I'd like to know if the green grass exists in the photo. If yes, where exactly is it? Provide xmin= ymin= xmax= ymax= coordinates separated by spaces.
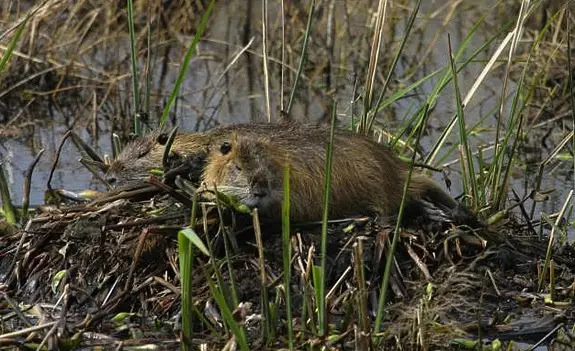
xmin=0 ymin=10 xmax=30 ymax=225
xmin=285 ymin=0 xmax=315 ymax=117
xmin=159 ymin=0 xmax=216 ymax=127
xmin=317 ymin=100 xmax=337 ymax=337
xmin=281 ymin=165 xmax=294 ymax=349
xmin=374 ymin=103 xmax=430 ymax=336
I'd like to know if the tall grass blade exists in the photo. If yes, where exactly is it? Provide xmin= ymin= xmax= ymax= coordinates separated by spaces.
xmin=126 ymin=0 xmax=141 ymax=134
xmin=178 ymin=190 xmax=204 ymax=350
xmin=285 ymin=0 xmax=315 ymax=116
xmin=144 ymin=7 xmax=152 ymax=119
xmin=261 ymin=0 xmax=271 ymax=122
xmin=281 ymin=166 xmax=294 ymax=349
xmin=317 ymin=100 xmax=337 ymax=336
xmin=204 ymin=267 xmax=249 ymax=350
xmin=492 ymin=51 xmax=531 ymax=211
xmin=360 ymin=0 xmax=387 ymax=134
xmin=491 ymin=0 xmax=529 ymax=200
xmin=425 ymin=18 xmax=513 ymax=165
xmin=253 ymin=209 xmax=273 ymax=344
xmin=374 ymin=103 xmax=430 ymax=333
xmin=280 ymin=0 xmax=286 ymax=112
xmin=367 ymin=0 xmax=421 ymax=134
xmin=447 ymin=34 xmax=477 ymax=208
xmin=159 ymin=0 xmax=216 ymax=127
xmin=529 ymin=131 xmax=574 ymax=219
xmin=0 ymin=162 xmax=17 ymax=224
xmin=538 ymin=190 xmax=574 ymax=291
xmin=178 ymin=229 xmax=195 ymax=350
xmin=567 ymin=10 xmax=575 ymax=190
xmin=0 ymin=13 xmax=28 ymax=74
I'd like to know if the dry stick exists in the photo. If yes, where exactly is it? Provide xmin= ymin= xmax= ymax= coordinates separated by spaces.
xmin=526 ymin=323 xmax=565 ymax=351
xmin=21 ymin=148 xmax=45 ymax=221
xmin=0 ymin=0 xmax=51 ymax=41
xmin=1 ymin=292 xmax=33 ymax=328
xmin=70 ymin=131 xmax=105 ymax=164
xmin=214 ymin=37 xmax=255 ymax=87
xmin=5 ymin=219 xmax=34 ymax=287
xmin=148 ymin=178 xmax=194 ymax=207
xmin=161 ymin=126 xmax=179 ymax=169
xmin=104 ymin=214 xmax=186 ymax=231
xmin=46 ymin=131 xmax=72 ymax=191
xmin=0 ymin=322 xmax=57 ymax=340
xmin=37 ymin=284 xmax=70 ymax=350
xmin=252 ymin=209 xmax=272 ymax=342
xmin=124 ymin=228 xmax=151 ymax=292
xmin=353 ymin=240 xmax=370 ymax=350
xmin=87 ymin=183 xmax=159 ymax=206
xmin=510 ymin=189 xmax=537 ymax=235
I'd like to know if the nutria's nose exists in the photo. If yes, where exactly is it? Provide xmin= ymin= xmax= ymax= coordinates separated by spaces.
xmin=106 ymin=176 xmax=117 ymax=185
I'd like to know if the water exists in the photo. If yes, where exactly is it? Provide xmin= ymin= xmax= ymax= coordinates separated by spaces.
xmin=0 ymin=0 xmax=572 ymax=238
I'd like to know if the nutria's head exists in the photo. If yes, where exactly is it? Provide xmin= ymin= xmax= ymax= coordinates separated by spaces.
xmin=104 ymin=130 xmax=167 ymax=186
xmin=105 ymin=129 xmax=212 ymax=187
xmin=202 ymin=135 xmax=284 ymax=215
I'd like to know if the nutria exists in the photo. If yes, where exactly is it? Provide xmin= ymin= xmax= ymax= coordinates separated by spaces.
xmin=104 ymin=128 xmax=211 ymax=186
xmin=201 ymin=124 xmax=464 ymax=224
xmin=105 ymin=123 xmax=289 ymax=186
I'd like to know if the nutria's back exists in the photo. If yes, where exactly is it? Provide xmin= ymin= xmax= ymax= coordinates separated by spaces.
xmin=202 ymin=125 xmax=459 ymax=222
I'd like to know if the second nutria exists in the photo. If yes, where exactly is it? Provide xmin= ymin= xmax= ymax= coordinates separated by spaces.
xmin=105 ymin=123 xmax=292 ymax=186
xmin=201 ymin=124 xmax=463 ymax=224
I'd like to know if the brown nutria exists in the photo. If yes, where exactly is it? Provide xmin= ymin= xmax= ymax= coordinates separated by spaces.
xmin=201 ymin=124 xmax=464 ymax=224
xmin=104 ymin=128 xmax=211 ymax=186
xmin=104 ymin=123 xmax=290 ymax=186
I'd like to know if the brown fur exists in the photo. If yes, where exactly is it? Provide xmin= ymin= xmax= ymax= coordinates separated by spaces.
xmin=202 ymin=124 xmax=459 ymax=222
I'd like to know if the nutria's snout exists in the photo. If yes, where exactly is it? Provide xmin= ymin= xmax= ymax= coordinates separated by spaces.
xmin=249 ymin=170 xmax=272 ymax=203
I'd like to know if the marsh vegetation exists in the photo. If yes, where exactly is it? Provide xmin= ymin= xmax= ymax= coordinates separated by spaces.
xmin=0 ymin=0 xmax=574 ymax=349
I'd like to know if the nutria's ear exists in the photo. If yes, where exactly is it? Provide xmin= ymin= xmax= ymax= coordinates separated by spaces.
xmin=220 ymin=141 xmax=232 ymax=155
xmin=157 ymin=133 xmax=169 ymax=145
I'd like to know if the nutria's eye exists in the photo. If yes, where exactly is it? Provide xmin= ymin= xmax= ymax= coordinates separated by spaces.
xmin=157 ymin=133 xmax=169 ymax=145
xmin=235 ymin=164 xmax=242 ymax=172
xmin=220 ymin=141 xmax=232 ymax=155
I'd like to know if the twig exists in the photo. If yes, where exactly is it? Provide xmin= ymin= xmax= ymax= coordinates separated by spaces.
xmin=47 ymin=131 xmax=72 ymax=191
xmin=21 ymin=149 xmax=45 ymax=221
